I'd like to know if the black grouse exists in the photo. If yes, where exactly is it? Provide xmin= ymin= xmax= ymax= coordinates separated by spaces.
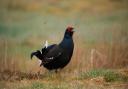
xmin=31 ymin=26 xmax=74 ymax=71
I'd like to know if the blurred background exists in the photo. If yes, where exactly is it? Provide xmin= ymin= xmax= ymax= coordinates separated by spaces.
xmin=0 ymin=0 xmax=128 ymax=74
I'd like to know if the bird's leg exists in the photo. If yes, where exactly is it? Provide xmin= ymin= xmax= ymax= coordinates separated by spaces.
xmin=55 ymin=69 xmax=58 ymax=73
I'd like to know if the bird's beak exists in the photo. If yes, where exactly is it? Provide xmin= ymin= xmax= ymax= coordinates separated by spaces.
xmin=72 ymin=28 xmax=75 ymax=32
xmin=31 ymin=52 xmax=37 ymax=59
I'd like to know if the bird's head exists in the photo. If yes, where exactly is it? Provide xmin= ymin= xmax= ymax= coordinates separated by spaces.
xmin=65 ymin=26 xmax=74 ymax=37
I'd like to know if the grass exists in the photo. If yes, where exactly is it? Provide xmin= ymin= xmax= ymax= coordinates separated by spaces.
xmin=0 ymin=69 xmax=128 ymax=89
xmin=78 ymin=69 xmax=128 ymax=82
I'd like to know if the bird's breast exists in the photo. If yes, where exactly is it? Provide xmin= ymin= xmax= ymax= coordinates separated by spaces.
xmin=60 ymin=38 xmax=74 ymax=49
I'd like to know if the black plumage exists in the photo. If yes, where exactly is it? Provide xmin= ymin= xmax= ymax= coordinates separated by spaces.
xmin=31 ymin=26 xmax=74 ymax=71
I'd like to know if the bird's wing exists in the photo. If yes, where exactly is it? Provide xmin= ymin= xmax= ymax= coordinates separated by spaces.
xmin=43 ymin=45 xmax=63 ymax=64
xmin=46 ymin=44 xmax=57 ymax=50
xmin=41 ymin=44 xmax=56 ymax=54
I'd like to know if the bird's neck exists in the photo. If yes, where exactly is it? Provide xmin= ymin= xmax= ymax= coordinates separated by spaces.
xmin=59 ymin=36 xmax=74 ymax=49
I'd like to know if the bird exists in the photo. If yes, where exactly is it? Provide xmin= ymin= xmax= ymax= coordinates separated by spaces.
xmin=31 ymin=26 xmax=75 ymax=72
